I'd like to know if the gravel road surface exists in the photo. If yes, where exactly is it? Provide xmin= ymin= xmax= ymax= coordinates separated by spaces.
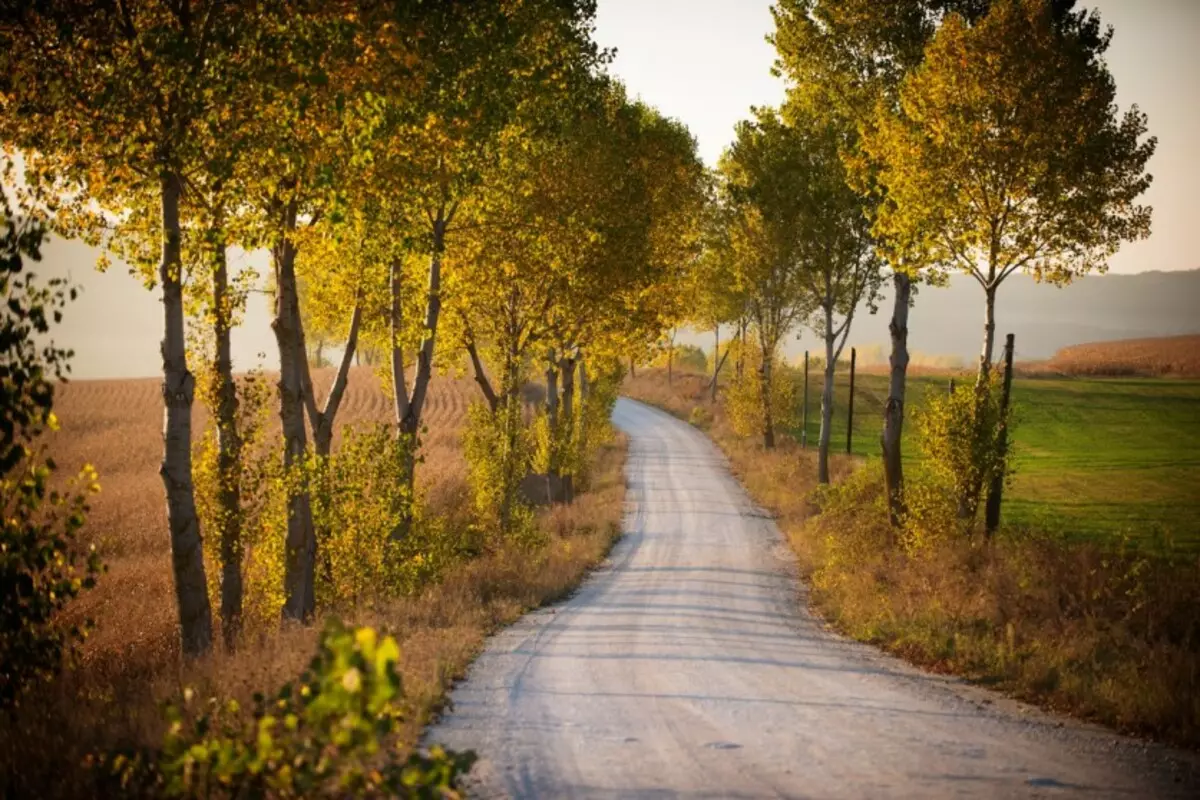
xmin=426 ymin=397 xmax=1198 ymax=798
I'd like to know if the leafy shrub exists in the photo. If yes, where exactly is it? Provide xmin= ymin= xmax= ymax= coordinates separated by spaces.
xmin=464 ymin=399 xmax=538 ymax=544
xmin=313 ymin=425 xmax=462 ymax=604
xmin=101 ymin=619 xmax=475 ymax=797
xmin=724 ymin=345 xmax=795 ymax=441
xmin=0 ymin=186 xmax=101 ymax=708
xmin=193 ymin=369 xmax=280 ymax=632
xmin=570 ymin=360 xmax=620 ymax=492
xmin=912 ymin=379 xmax=1012 ymax=530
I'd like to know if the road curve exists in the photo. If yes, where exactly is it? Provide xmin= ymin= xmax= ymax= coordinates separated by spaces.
xmin=426 ymin=397 xmax=1198 ymax=798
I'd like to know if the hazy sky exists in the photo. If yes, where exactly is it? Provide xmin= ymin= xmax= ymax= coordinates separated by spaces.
xmin=593 ymin=0 xmax=1200 ymax=275
xmin=39 ymin=0 xmax=1200 ymax=378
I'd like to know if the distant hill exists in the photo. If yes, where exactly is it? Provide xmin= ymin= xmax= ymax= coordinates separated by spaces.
xmin=685 ymin=269 xmax=1200 ymax=367
xmin=36 ymin=232 xmax=1200 ymax=377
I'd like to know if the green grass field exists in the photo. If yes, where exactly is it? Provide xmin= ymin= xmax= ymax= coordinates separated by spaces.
xmin=789 ymin=369 xmax=1200 ymax=551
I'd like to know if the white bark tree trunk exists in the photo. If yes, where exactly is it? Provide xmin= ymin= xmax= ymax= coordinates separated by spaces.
xmin=159 ymin=170 xmax=213 ymax=656
xmin=977 ymin=284 xmax=998 ymax=389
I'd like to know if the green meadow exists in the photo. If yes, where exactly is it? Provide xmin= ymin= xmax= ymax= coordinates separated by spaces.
xmin=790 ymin=370 xmax=1200 ymax=551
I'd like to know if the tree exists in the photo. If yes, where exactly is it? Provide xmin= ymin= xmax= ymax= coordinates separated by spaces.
xmin=867 ymin=0 xmax=1152 ymax=388
xmin=717 ymin=112 xmax=816 ymax=449
xmin=343 ymin=0 xmax=605 ymax=530
xmin=774 ymin=107 xmax=884 ymax=483
xmin=863 ymin=0 xmax=1153 ymax=513
xmin=0 ymin=0 xmax=265 ymax=655
xmin=771 ymin=0 xmax=934 ymax=522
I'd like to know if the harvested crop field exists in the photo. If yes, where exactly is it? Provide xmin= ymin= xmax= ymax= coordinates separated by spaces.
xmin=45 ymin=366 xmax=529 ymax=662
xmin=1030 ymin=334 xmax=1200 ymax=378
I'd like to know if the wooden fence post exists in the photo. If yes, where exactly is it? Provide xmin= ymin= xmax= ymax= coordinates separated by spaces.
xmin=984 ymin=333 xmax=1016 ymax=537
xmin=846 ymin=347 xmax=856 ymax=455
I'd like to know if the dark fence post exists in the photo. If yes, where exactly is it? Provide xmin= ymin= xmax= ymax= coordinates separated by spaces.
xmin=984 ymin=333 xmax=1016 ymax=537
xmin=801 ymin=351 xmax=809 ymax=448
xmin=846 ymin=347 xmax=856 ymax=455
xmin=949 ymin=378 xmax=956 ymax=395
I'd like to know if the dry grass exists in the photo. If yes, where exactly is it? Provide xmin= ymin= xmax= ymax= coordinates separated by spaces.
xmin=1024 ymin=334 xmax=1200 ymax=378
xmin=1 ymin=368 xmax=624 ymax=796
xmin=624 ymin=367 xmax=1200 ymax=749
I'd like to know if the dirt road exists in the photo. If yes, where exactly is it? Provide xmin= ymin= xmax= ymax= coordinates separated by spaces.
xmin=427 ymin=398 xmax=1198 ymax=798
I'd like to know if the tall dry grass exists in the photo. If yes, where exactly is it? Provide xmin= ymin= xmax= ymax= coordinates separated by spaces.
xmin=624 ymin=367 xmax=1200 ymax=749
xmin=1 ymin=369 xmax=624 ymax=797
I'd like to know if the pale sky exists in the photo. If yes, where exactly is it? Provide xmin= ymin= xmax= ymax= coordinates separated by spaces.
xmin=593 ymin=0 xmax=1200 ymax=275
xmin=37 ymin=0 xmax=1200 ymax=378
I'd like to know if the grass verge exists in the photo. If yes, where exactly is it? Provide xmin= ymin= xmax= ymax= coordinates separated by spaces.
xmin=625 ymin=368 xmax=1200 ymax=749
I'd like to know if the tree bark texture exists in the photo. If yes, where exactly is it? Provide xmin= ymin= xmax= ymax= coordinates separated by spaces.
xmin=977 ymin=285 xmax=998 ymax=389
xmin=817 ymin=308 xmax=837 ymax=484
xmin=271 ymin=200 xmax=316 ymax=622
xmin=392 ymin=218 xmax=447 ymax=537
xmin=465 ymin=336 xmax=499 ymax=413
xmin=399 ymin=218 xmax=446 ymax=442
xmin=759 ymin=355 xmax=775 ymax=450
xmin=882 ymin=272 xmax=911 ymax=530
xmin=159 ymin=171 xmax=214 ymax=656
xmin=312 ymin=303 xmax=362 ymax=457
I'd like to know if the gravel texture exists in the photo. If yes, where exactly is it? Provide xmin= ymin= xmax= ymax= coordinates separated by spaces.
xmin=426 ymin=397 xmax=1199 ymax=799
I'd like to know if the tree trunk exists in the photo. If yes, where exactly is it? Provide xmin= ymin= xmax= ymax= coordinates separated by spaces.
xmin=545 ymin=351 xmax=562 ymax=502
xmin=736 ymin=320 xmax=745 ymax=380
xmin=977 ymin=284 xmax=998 ymax=389
xmin=398 ymin=218 xmax=445 ymax=441
xmin=159 ymin=171 xmax=213 ymax=657
xmin=667 ymin=330 xmax=675 ymax=385
xmin=577 ymin=356 xmax=590 ymax=474
xmin=817 ymin=324 xmax=837 ymax=484
xmin=465 ymin=336 xmax=498 ymax=412
xmin=984 ymin=333 xmax=1015 ymax=537
xmin=394 ymin=218 xmax=447 ymax=536
xmin=759 ymin=353 xmax=775 ymax=449
xmin=629 ymin=356 xmax=635 ymax=378
xmin=960 ymin=283 xmax=1000 ymax=522
xmin=271 ymin=201 xmax=316 ymax=623
xmin=560 ymin=354 xmax=577 ymax=503
xmin=211 ymin=234 xmax=243 ymax=647
xmin=711 ymin=326 xmax=720 ymax=401
xmin=312 ymin=303 xmax=362 ymax=458
xmin=882 ymin=272 xmax=911 ymax=530
xmin=495 ymin=340 xmax=524 ymax=532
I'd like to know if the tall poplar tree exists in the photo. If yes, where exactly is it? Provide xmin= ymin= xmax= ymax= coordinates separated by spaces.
xmin=0 ymin=0 xmax=263 ymax=655
xmin=864 ymin=0 xmax=1154 ymax=389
